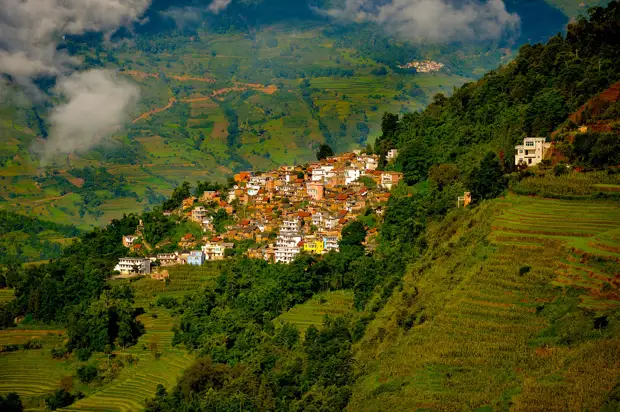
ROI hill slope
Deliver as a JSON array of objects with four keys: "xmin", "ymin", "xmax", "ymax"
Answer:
[{"xmin": 350, "ymin": 194, "xmax": 620, "ymax": 410}]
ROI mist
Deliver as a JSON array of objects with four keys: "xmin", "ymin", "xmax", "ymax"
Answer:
[
  {"xmin": 38, "ymin": 70, "xmax": 140, "ymax": 163},
  {"xmin": 322, "ymin": 0, "xmax": 520, "ymax": 43},
  {"xmin": 0, "ymin": 0, "xmax": 152, "ymax": 160}
]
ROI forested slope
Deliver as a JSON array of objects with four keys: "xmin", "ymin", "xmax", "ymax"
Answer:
[{"xmin": 376, "ymin": 2, "xmax": 620, "ymax": 184}]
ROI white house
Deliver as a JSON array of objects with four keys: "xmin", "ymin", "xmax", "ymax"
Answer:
[
  {"xmin": 114, "ymin": 258, "xmax": 151, "ymax": 275},
  {"xmin": 344, "ymin": 167, "xmax": 362, "ymax": 185},
  {"xmin": 515, "ymin": 137, "xmax": 551, "ymax": 167},
  {"xmin": 191, "ymin": 206, "xmax": 208, "ymax": 223}
]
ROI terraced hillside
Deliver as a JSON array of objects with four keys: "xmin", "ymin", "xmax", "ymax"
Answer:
[
  {"xmin": 351, "ymin": 194, "xmax": 620, "ymax": 411},
  {"xmin": 63, "ymin": 310, "xmax": 193, "ymax": 412},
  {"xmin": 0, "ymin": 264, "xmax": 225, "ymax": 411}
]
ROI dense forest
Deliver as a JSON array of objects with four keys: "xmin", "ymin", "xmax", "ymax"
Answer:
[{"xmin": 374, "ymin": 2, "xmax": 620, "ymax": 184}]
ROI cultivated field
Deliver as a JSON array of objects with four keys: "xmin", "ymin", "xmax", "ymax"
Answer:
[
  {"xmin": 275, "ymin": 290, "xmax": 355, "ymax": 337},
  {"xmin": 0, "ymin": 263, "xmax": 226, "ymax": 411},
  {"xmin": 350, "ymin": 194, "xmax": 620, "ymax": 411}
]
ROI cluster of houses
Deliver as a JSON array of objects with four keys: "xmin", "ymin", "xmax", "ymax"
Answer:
[
  {"xmin": 115, "ymin": 151, "xmax": 403, "ymax": 275},
  {"xmin": 397, "ymin": 60, "xmax": 445, "ymax": 73}
]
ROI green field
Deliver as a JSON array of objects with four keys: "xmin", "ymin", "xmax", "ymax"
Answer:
[
  {"xmin": 0, "ymin": 23, "xmax": 480, "ymax": 229},
  {"xmin": 0, "ymin": 264, "xmax": 227, "ymax": 411},
  {"xmin": 275, "ymin": 290, "xmax": 355, "ymax": 337},
  {"xmin": 350, "ymin": 194, "xmax": 620, "ymax": 411},
  {"xmin": 0, "ymin": 289, "xmax": 15, "ymax": 303}
]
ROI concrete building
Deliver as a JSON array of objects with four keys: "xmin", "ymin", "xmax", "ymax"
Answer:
[
  {"xmin": 323, "ymin": 236, "xmax": 340, "ymax": 252},
  {"xmin": 114, "ymin": 258, "xmax": 151, "ymax": 275},
  {"xmin": 191, "ymin": 206, "xmax": 208, "ymax": 223},
  {"xmin": 307, "ymin": 182, "xmax": 324, "ymax": 201},
  {"xmin": 515, "ymin": 137, "xmax": 551, "ymax": 167},
  {"xmin": 187, "ymin": 251, "xmax": 205, "ymax": 266},
  {"xmin": 275, "ymin": 221, "xmax": 302, "ymax": 264},
  {"xmin": 202, "ymin": 242, "xmax": 234, "ymax": 261}
]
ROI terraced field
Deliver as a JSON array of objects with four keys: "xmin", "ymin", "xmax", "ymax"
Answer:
[
  {"xmin": 275, "ymin": 290, "xmax": 354, "ymax": 337},
  {"xmin": 0, "ymin": 265, "xmax": 220, "ymax": 411},
  {"xmin": 0, "ymin": 330, "xmax": 67, "ymax": 398},
  {"xmin": 0, "ymin": 288, "xmax": 15, "ymax": 303},
  {"xmin": 64, "ymin": 310, "xmax": 193, "ymax": 412},
  {"xmin": 492, "ymin": 195, "xmax": 620, "ymax": 313},
  {"xmin": 351, "ymin": 195, "xmax": 620, "ymax": 411},
  {"xmin": 129, "ymin": 262, "xmax": 223, "ymax": 307}
]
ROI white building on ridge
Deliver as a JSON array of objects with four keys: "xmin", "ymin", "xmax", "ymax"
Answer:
[{"xmin": 515, "ymin": 137, "xmax": 551, "ymax": 167}]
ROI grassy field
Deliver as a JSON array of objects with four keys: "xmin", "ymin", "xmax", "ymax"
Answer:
[
  {"xmin": 0, "ymin": 264, "xmax": 227, "ymax": 411},
  {"xmin": 350, "ymin": 194, "xmax": 620, "ymax": 411},
  {"xmin": 0, "ymin": 289, "xmax": 15, "ymax": 303},
  {"xmin": 275, "ymin": 290, "xmax": 355, "ymax": 337}
]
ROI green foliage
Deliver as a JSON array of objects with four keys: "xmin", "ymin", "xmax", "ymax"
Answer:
[
  {"xmin": 162, "ymin": 181, "xmax": 191, "ymax": 211},
  {"xmin": 77, "ymin": 364, "xmax": 99, "ymax": 383},
  {"xmin": 468, "ymin": 152, "xmax": 507, "ymax": 200},
  {"xmin": 44, "ymin": 389, "xmax": 81, "ymax": 411},
  {"xmin": 0, "ymin": 210, "xmax": 80, "ymax": 265},
  {"xmin": 0, "ymin": 393, "xmax": 23, "ymax": 412},
  {"xmin": 316, "ymin": 144, "xmax": 335, "ymax": 161},
  {"xmin": 339, "ymin": 221, "xmax": 367, "ymax": 247},
  {"xmin": 428, "ymin": 164, "xmax": 460, "ymax": 190}
]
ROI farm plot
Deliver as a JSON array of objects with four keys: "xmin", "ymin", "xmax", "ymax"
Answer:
[
  {"xmin": 65, "ymin": 310, "xmax": 193, "ymax": 412},
  {"xmin": 275, "ymin": 290, "xmax": 354, "ymax": 337},
  {"xmin": 351, "ymin": 197, "xmax": 620, "ymax": 411},
  {"xmin": 490, "ymin": 195, "xmax": 620, "ymax": 313},
  {"xmin": 0, "ymin": 288, "xmax": 14, "ymax": 303}
]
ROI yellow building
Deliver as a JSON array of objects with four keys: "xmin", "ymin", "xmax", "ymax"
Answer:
[{"xmin": 303, "ymin": 238, "xmax": 324, "ymax": 254}]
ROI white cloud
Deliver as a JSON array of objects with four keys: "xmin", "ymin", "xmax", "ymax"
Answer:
[
  {"xmin": 40, "ymin": 70, "xmax": 140, "ymax": 162},
  {"xmin": 0, "ymin": 0, "xmax": 151, "ymax": 159},
  {"xmin": 208, "ymin": 0, "xmax": 233, "ymax": 14},
  {"xmin": 321, "ymin": 0, "xmax": 520, "ymax": 43}
]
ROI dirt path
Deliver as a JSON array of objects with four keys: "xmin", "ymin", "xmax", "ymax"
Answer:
[
  {"xmin": 131, "ymin": 83, "xmax": 278, "ymax": 123},
  {"xmin": 133, "ymin": 97, "xmax": 177, "ymax": 123}
]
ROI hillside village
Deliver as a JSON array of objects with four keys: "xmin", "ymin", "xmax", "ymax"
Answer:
[{"xmin": 115, "ymin": 150, "xmax": 402, "ymax": 276}]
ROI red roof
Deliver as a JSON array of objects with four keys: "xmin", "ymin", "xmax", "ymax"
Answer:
[
  {"xmin": 298, "ymin": 211, "xmax": 312, "ymax": 218},
  {"xmin": 182, "ymin": 233, "xmax": 193, "ymax": 240},
  {"xmin": 338, "ymin": 218, "xmax": 348, "ymax": 224},
  {"xmin": 336, "ymin": 194, "xmax": 348, "ymax": 201},
  {"xmin": 240, "ymin": 219, "xmax": 250, "ymax": 226}
]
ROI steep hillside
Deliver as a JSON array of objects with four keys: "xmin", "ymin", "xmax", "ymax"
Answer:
[
  {"xmin": 350, "ymin": 194, "xmax": 620, "ymax": 411},
  {"xmin": 376, "ymin": 2, "xmax": 620, "ymax": 183}
]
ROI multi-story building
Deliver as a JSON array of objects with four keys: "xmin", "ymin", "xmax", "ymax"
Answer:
[
  {"xmin": 345, "ymin": 167, "xmax": 362, "ymax": 185},
  {"xmin": 191, "ymin": 206, "xmax": 208, "ymax": 223},
  {"xmin": 303, "ymin": 236, "xmax": 325, "ymax": 254},
  {"xmin": 275, "ymin": 221, "xmax": 302, "ymax": 264},
  {"xmin": 515, "ymin": 137, "xmax": 551, "ymax": 167},
  {"xmin": 380, "ymin": 172, "xmax": 403, "ymax": 190},
  {"xmin": 307, "ymin": 182, "xmax": 324, "ymax": 201},
  {"xmin": 114, "ymin": 258, "xmax": 151, "ymax": 275},
  {"xmin": 323, "ymin": 235, "xmax": 340, "ymax": 252},
  {"xmin": 202, "ymin": 242, "xmax": 234, "ymax": 261},
  {"xmin": 157, "ymin": 253, "xmax": 181, "ymax": 267},
  {"xmin": 187, "ymin": 251, "xmax": 205, "ymax": 266}
]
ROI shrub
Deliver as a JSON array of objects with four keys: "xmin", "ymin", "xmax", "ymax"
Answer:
[
  {"xmin": 519, "ymin": 265, "xmax": 532, "ymax": 276},
  {"xmin": 75, "ymin": 348, "xmax": 92, "ymax": 361},
  {"xmin": 554, "ymin": 162, "xmax": 569, "ymax": 176},
  {"xmin": 77, "ymin": 365, "xmax": 99, "ymax": 383},
  {"xmin": 51, "ymin": 347, "xmax": 69, "ymax": 359},
  {"xmin": 44, "ymin": 389, "xmax": 76, "ymax": 411}
]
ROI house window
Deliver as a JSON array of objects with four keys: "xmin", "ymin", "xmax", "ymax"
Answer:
[
  {"xmin": 519, "ymin": 149, "xmax": 523, "ymax": 154},
  {"xmin": 526, "ymin": 141, "xmax": 535, "ymax": 147},
  {"xmin": 528, "ymin": 159, "xmax": 532, "ymax": 164}
]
